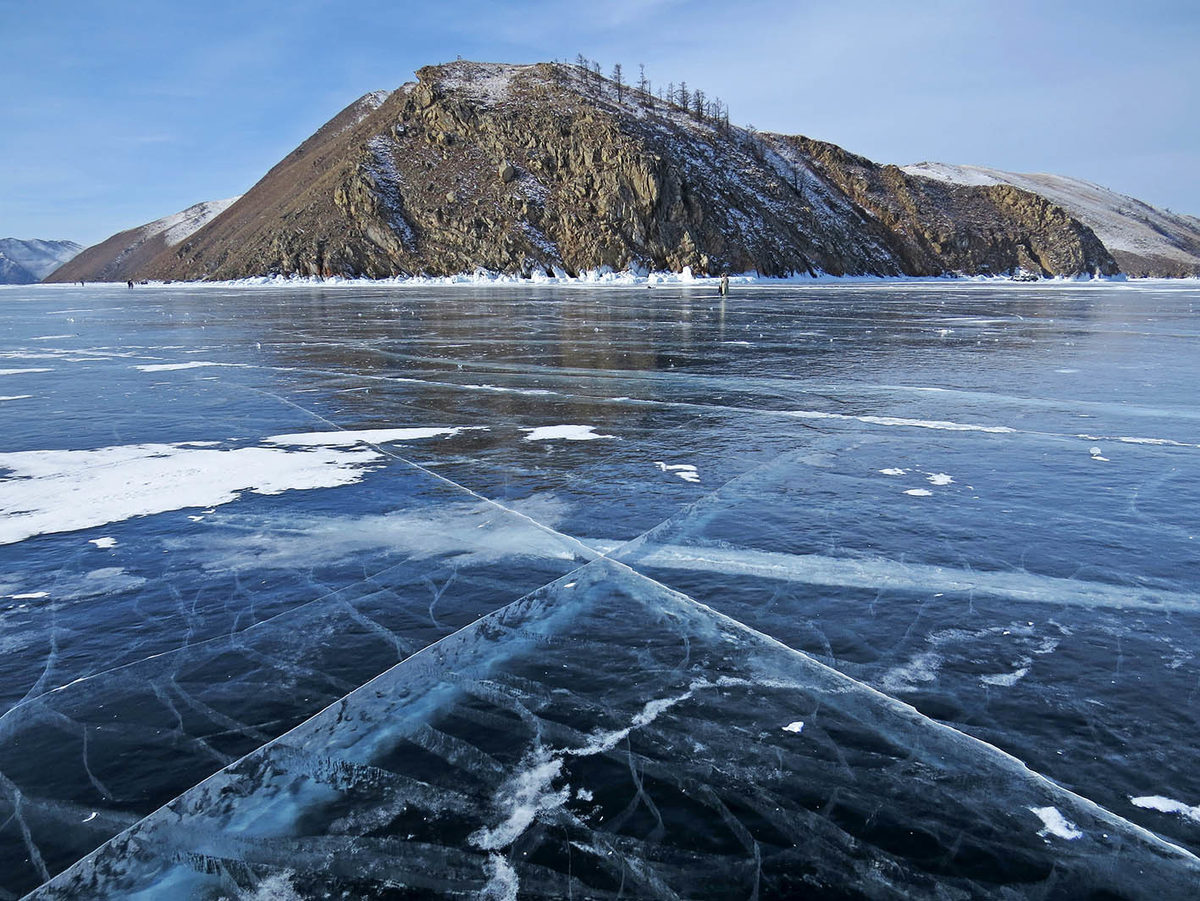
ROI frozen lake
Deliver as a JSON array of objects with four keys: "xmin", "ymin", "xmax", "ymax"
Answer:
[{"xmin": 2, "ymin": 280, "xmax": 1199, "ymax": 898}]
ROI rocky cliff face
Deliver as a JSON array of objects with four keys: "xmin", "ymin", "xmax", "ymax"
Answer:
[
  {"xmin": 903, "ymin": 163, "xmax": 1200, "ymax": 278},
  {"xmin": 71, "ymin": 61, "xmax": 1132, "ymax": 281}
]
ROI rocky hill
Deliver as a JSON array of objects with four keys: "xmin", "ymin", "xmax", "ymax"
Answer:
[
  {"xmin": 45, "ymin": 197, "xmax": 240, "ymax": 283},
  {"xmin": 0, "ymin": 238, "xmax": 82, "ymax": 284},
  {"xmin": 56, "ymin": 60, "xmax": 1200, "ymax": 282},
  {"xmin": 904, "ymin": 162, "xmax": 1200, "ymax": 277}
]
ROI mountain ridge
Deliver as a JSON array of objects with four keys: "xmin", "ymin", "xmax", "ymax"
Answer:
[
  {"xmin": 48, "ymin": 60, "xmax": 1200, "ymax": 283},
  {"xmin": 46, "ymin": 197, "xmax": 241, "ymax": 283},
  {"xmin": 0, "ymin": 238, "xmax": 82, "ymax": 284}
]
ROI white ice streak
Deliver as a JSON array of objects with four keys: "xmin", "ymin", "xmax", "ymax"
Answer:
[
  {"xmin": 265, "ymin": 426, "xmax": 482, "ymax": 447},
  {"xmin": 0, "ymin": 368, "xmax": 52, "ymax": 376},
  {"xmin": 522, "ymin": 425, "xmax": 614, "ymax": 441},
  {"xmin": 471, "ymin": 684, "xmax": 703, "ymax": 858},
  {"xmin": 786, "ymin": 409, "xmax": 1015, "ymax": 433},
  {"xmin": 1079, "ymin": 433, "xmax": 1200, "ymax": 449},
  {"xmin": 169, "ymin": 507, "xmax": 586, "ymax": 571},
  {"xmin": 904, "ymin": 488, "xmax": 933, "ymax": 497},
  {"xmin": 0, "ymin": 395, "xmax": 32, "ymax": 402},
  {"xmin": 470, "ymin": 752, "xmax": 569, "ymax": 851},
  {"xmin": 979, "ymin": 666, "xmax": 1030, "ymax": 687},
  {"xmin": 629, "ymin": 543, "xmax": 1200, "ymax": 612},
  {"xmin": 1130, "ymin": 796, "xmax": 1200, "ymax": 823},
  {"xmin": 1029, "ymin": 806, "xmax": 1084, "ymax": 840},
  {"xmin": 480, "ymin": 854, "xmax": 519, "ymax": 901},
  {"xmin": 0, "ymin": 441, "xmax": 385, "ymax": 545}
]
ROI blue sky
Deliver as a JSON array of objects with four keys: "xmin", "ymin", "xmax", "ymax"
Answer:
[{"xmin": 2, "ymin": 0, "xmax": 1196, "ymax": 245}]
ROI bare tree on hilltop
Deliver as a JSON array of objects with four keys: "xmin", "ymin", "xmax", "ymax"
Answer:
[{"xmin": 566, "ymin": 60, "xmax": 729, "ymax": 128}]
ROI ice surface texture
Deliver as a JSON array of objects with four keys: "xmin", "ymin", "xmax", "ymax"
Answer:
[{"xmin": 3, "ymin": 280, "xmax": 1200, "ymax": 898}]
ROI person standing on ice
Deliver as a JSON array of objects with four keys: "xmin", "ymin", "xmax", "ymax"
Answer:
[{"xmin": 719, "ymin": 273, "xmax": 730, "ymax": 296}]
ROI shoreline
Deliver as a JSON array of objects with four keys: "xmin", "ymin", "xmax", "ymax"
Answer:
[{"xmin": 13, "ymin": 268, "xmax": 1200, "ymax": 290}]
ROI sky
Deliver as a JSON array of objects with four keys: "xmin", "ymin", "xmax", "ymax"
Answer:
[{"xmin": 2, "ymin": 0, "xmax": 1197, "ymax": 246}]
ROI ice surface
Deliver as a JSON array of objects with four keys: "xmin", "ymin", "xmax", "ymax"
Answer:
[
  {"xmin": 2, "ymin": 280, "xmax": 1200, "ymax": 898},
  {"xmin": 266, "ymin": 426, "xmax": 482, "ymax": 446},
  {"xmin": 27, "ymin": 560, "xmax": 1200, "ymax": 899}
]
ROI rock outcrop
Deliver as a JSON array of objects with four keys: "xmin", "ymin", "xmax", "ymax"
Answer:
[
  {"xmin": 903, "ymin": 163, "xmax": 1200, "ymax": 278},
  {"xmin": 0, "ymin": 238, "xmax": 82, "ymax": 284},
  {"xmin": 60, "ymin": 61, "xmax": 1167, "ymax": 282}
]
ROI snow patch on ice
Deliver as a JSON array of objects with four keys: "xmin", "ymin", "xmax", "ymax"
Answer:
[
  {"xmin": 782, "ymin": 721, "xmax": 804, "ymax": 733},
  {"xmin": 134, "ymin": 361, "xmax": 231, "ymax": 372},
  {"xmin": 879, "ymin": 468, "xmax": 905, "ymax": 476},
  {"xmin": 1130, "ymin": 795, "xmax": 1200, "ymax": 823},
  {"xmin": 926, "ymin": 472, "xmax": 954, "ymax": 485},
  {"xmin": 655, "ymin": 462, "xmax": 700, "ymax": 483},
  {"xmin": 0, "ymin": 440, "xmax": 387, "ymax": 545},
  {"xmin": 88, "ymin": 537, "xmax": 117, "ymax": 549},
  {"xmin": 523, "ymin": 425, "xmax": 614, "ymax": 441},
  {"xmin": 904, "ymin": 488, "xmax": 933, "ymax": 497},
  {"xmin": 1029, "ymin": 806, "xmax": 1084, "ymax": 840},
  {"xmin": 0, "ymin": 368, "xmax": 52, "ymax": 376}
]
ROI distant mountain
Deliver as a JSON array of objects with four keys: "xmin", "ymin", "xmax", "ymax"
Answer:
[
  {"xmin": 44, "ymin": 197, "xmax": 241, "ymax": 283},
  {"xmin": 128, "ymin": 61, "xmax": 1118, "ymax": 281},
  {"xmin": 59, "ymin": 60, "xmax": 1197, "ymax": 282},
  {"xmin": 904, "ymin": 163, "xmax": 1200, "ymax": 277},
  {"xmin": 0, "ymin": 238, "xmax": 82, "ymax": 284}
]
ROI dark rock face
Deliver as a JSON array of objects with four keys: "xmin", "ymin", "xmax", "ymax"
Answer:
[{"xmin": 102, "ymin": 62, "xmax": 1122, "ymax": 281}]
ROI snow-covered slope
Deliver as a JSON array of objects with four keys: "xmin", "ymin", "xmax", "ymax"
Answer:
[
  {"xmin": 0, "ymin": 238, "xmax": 83, "ymax": 283},
  {"xmin": 904, "ymin": 162, "xmax": 1200, "ymax": 277},
  {"xmin": 46, "ymin": 197, "xmax": 241, "ymax": 282}
]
